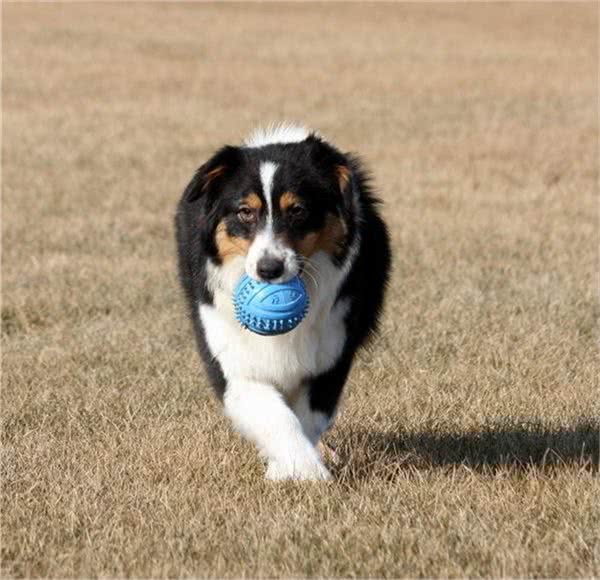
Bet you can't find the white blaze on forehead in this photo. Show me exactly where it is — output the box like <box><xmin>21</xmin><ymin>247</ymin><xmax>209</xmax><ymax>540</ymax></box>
<box><xmin>244</xmin><ymin>123</ymin><xmax>311</xmax><ymax>148</ymax></box>
<box><xmin>259</xmin><ymin>161</ymin><xmax>278</xmax><ymax>226</ymax></box>
<box><xmin>246</xmin><ymin>161</ymin><xmax>298</xmax><ymax>283</ymax></box>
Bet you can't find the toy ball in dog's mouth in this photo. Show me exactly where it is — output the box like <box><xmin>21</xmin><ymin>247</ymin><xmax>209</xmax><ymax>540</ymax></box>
<box><xmin>233</xmin><ymin>274</ymin><xmax>309</xmax><ymax>336</ymax></box>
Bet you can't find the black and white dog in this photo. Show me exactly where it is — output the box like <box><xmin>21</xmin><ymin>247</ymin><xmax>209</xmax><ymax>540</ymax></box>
<box><xmin>175</xmin><ymin>125</ymin><xmax>391</xmax><ymax>480</ymax></box>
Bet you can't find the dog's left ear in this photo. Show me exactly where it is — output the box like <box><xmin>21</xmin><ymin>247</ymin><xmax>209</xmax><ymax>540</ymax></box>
<box><xmin>183</xmin><ymin>145</ymin><xmax>241</xmax><ymax>203</ymax></box>
<box><xmin>306</xmin><ymin>135</ymin><xmax>355</xmax><ymax>209</ymax></box>
<box><xmin>334</xmin><ymin>164</ymin><xmax>352</xmax><ymax>202</ymax></box>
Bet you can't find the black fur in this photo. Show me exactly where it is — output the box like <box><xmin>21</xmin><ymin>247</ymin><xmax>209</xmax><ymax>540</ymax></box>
<box><xmin>175</xmin><ymin>134</ymin><xmax>391</xmax><ymax>414</ymax></box>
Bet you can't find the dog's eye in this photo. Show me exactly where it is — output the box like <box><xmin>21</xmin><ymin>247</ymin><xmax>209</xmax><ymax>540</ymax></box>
<box><xmin>287</xmin><ymin>204</ymin><xmax>308</xmax><ymax>223</ymax></box>
<box><xmin>237</xmin><ymin>206</ymin><xmax>257</xmax><ymax>224</ymax></box>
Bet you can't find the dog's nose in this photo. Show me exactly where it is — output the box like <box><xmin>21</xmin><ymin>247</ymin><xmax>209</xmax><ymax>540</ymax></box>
<box><xmin>257</xmin><ymin>256</ymin><xmax>285</xmax><ymax>281</ymax></box>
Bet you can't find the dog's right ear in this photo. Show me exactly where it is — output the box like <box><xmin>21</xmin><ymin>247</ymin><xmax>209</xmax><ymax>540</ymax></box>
<box><xmin>183</xmin><ymin>145</ymin><xmax>241</xmax><ymax>203</ymax></box>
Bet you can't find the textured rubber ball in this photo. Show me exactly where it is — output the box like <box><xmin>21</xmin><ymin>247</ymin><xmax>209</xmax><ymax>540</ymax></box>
<box><xmin>233</xmin><ymin>274</ymin><xmax>309</xmax><ymax>336</ymax></box>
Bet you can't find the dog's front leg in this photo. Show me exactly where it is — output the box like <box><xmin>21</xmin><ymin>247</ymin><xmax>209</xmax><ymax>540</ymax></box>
<box><xmin>223</xmin><ymin>379</ymin><xmax>331</xmax><ymax>481</ymax></box>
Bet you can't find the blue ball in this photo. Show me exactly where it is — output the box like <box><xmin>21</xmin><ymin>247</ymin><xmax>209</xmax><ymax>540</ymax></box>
<box><xmin>233</xmin><ymin>274</ymin><xmax>309</xmax><ymax>336</ymax></box>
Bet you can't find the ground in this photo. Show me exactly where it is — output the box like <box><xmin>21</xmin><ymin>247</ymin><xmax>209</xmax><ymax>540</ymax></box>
<box><xmin>2</xmin><ymin>3</ymin><xmax>599</xmax><ymax>578</ymax></box>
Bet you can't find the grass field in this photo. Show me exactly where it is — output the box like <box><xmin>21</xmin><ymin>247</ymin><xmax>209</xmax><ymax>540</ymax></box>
<box><xmin>2</xmin><ymin>3</ymin><xmax>599</xmax><ymax>578</ymax></box>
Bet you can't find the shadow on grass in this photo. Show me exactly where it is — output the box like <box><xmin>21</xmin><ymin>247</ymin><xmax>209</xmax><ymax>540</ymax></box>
<box><xmin>339</xmin><ymin>419</ymin><xmax>599</xmax><ymax>476</ymax></box>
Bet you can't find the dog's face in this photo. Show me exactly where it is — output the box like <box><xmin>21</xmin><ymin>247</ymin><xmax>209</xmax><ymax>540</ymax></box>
<box><xmin>184</xmin><ymin>136</ymin><xmax>354</xmax><ymax>283</ymax></box>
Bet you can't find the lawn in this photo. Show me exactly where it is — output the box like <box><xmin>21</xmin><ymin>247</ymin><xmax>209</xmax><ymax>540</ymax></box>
<box><xmin>2</xmin><ymin>3</ymin><xmax>598</xmax><ymax>577</ymax></box>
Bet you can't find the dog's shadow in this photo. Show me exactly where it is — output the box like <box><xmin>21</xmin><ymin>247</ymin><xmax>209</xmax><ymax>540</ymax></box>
<box><xmin>333</xmin><ymin>419</ymin><xmax>599</xmax><ymax>478</ymax></box>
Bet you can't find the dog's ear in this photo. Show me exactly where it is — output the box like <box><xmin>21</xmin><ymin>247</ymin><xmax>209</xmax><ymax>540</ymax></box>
<box><xmin>306</xmin><ymin>135</ymin><xmax>355</xmax><ymax>209</ymax></box>
<box><xmin>183</xmin><ymin>145</ymin><xmax>242</xmax><ymax>203</ymax></box>
<box><xmin>334</xmin><ymin>163</ymin><xmax>353</xmax><ymax>205</ymax></box>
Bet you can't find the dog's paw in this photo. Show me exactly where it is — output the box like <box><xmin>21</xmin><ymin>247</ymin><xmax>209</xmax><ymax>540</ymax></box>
<box><xmin>266</xmin><ymin>456</ymin><xmax>332</xmax><ymax>481</ymax></box>
<box><xmin>317</xmin><ymin>441</ymin><xmax>341</xmax><ymax>466</ymax></box>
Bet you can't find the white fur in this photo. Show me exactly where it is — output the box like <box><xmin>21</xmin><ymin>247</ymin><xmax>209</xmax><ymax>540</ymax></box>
<box><xmin>244</xmin><ymin>123</ymin><xmax>311</xmax><ymax>148</ymax></box>
<box><xmin>245</xmin><ymin>162</ymin><xmax>298</xmax><ymax>283</ymax></box>
<box><xmin>223</xmin><ymin>379</ymin><xmax>331</xmax><ymax>480</ymax></box>
<box><xmin>259</xmin><ymin>161</ymin><xmax>277</xmax><ymax>225</ymax></box>
<box><xmin>200</xmin><ymin>246</ymin><xmax>356</xmax><ymax>480</ymax></box>
<box><xmin>201</xmin><ymin>252</ymin><xmax>350</xmax><ymax>392</ymax></box>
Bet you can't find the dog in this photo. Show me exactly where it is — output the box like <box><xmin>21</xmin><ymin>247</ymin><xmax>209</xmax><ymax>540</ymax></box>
<box><xmin>175</xmin><ymin>124</ymin><xmax>391</xmax><ymax>480</ymax></box>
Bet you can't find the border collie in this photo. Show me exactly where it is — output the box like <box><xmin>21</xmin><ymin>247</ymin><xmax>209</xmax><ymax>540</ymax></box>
<box><xmin>175</xmin><ymin>124</ymin><xmax>391</xmax><ymax>480</ymax></box>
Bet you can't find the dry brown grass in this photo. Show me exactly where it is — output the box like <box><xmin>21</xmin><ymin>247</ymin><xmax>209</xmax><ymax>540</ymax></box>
<box><xmin>2</xmin><ymin>3</ymin><xmax>599</xmax><ymax>578</ymax></box>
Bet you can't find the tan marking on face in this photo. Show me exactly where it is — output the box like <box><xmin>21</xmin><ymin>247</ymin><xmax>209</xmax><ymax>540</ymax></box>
<box><xmin>215</xmin><ymin>220</ymin><xmax>250</xmax><ymax>262</ymax></box>
<box><xmin>295</xmin><ymin>232</ymin><xmax>320</xmax><ymax>257</ymax></box>
<box><xmin>335</xmin><ymin>165</ymin><xmax>351</xmax><ymax>193</ymax></box>
<box><xmin>294</xmin><ymin>214</ymin><xmax>347</xmax><ymax>258</ymax></box>
<box><xmin>279</xmin><ymin>191</ymin><xmax>301</xmax><ymax>212</ymax></box>
<box><xmin>202</xmin><ymin>165</ymin><xmax>226</xmax><ymax>192</ymax></box>
<box><xmin>243</xmin><ymin>192</ymin><xmax>262</xmax><ymax>210</ymax></box>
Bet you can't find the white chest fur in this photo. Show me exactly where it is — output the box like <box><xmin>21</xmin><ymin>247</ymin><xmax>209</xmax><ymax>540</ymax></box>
<box><xmin>199</xmin><ymin>252</ymin><xmax>350</xmax><ymax>393</ymax></box>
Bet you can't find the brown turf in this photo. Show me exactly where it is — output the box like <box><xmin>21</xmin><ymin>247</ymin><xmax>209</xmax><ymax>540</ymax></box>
<box><xmin>2</xmin><ymin>3</ymin><xmax>598</xmax><ymax>578</ymax></box>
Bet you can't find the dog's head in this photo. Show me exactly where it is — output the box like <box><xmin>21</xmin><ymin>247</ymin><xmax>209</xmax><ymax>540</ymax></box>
<box><xmin>182</xmin><ymin>129</ymin><xmax>357</xmax><ymax>283</ymax></box>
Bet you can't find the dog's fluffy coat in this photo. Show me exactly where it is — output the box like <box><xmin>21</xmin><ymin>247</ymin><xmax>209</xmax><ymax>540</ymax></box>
<box><xmin>175</xmin><ymin>125</ymin><xmax>391</xmax><ymax>480</ymax></box>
